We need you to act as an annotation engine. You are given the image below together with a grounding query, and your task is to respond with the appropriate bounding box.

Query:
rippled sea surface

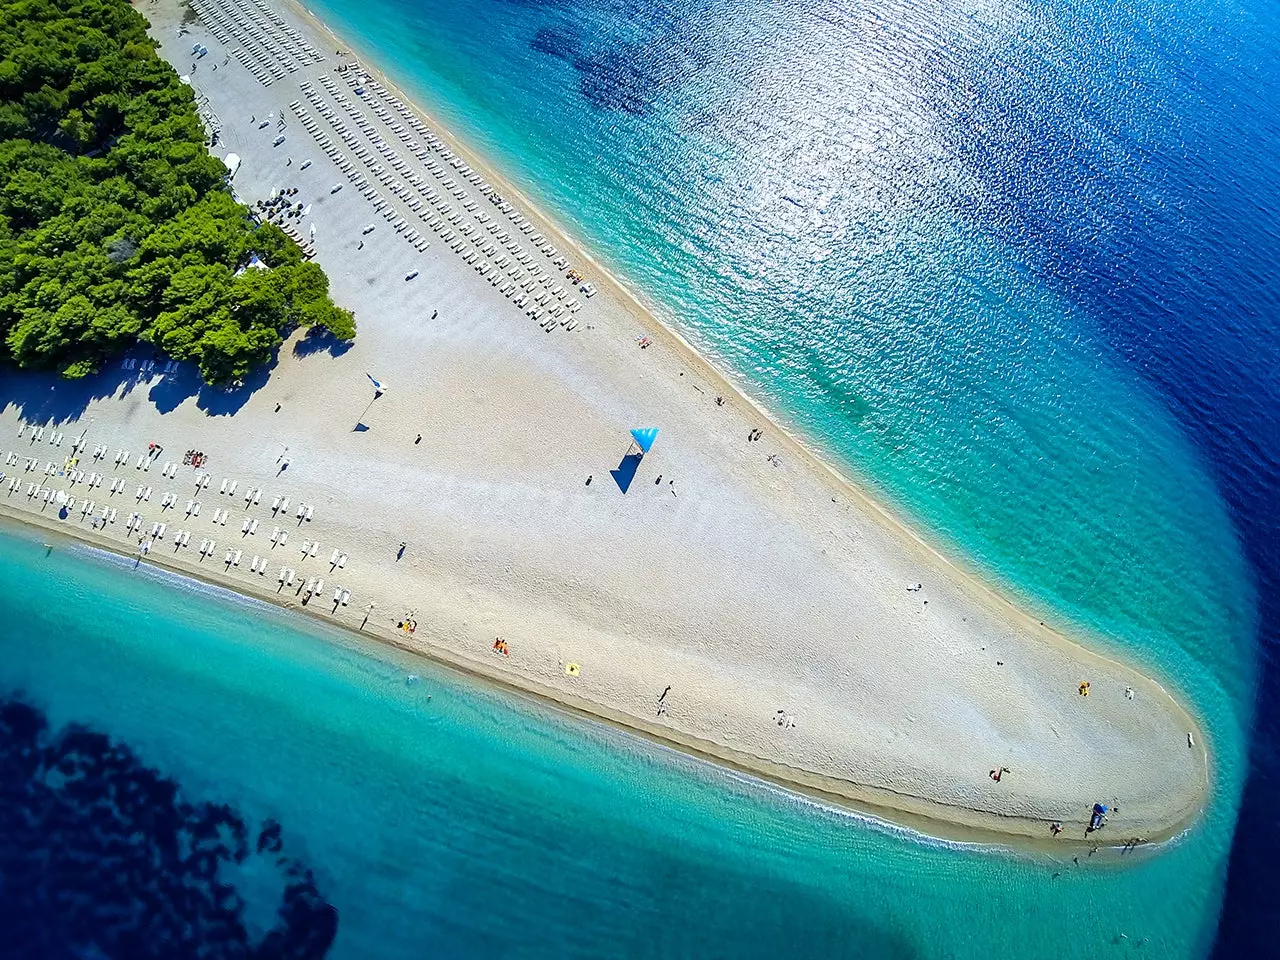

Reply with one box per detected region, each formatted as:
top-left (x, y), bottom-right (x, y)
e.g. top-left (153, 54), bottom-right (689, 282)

top-left (3, 0), bottom-right (1277, 954)
top-left (294, 0), bottom-right (1279, 947)
top-left (0, 528), bottom-right (1261, 958)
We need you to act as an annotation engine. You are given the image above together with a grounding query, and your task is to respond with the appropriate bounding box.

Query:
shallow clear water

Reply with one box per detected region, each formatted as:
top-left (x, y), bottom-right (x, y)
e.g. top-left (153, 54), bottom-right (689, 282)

top-left (279, 0), bottom-right (1278, 950)
top-left (4, 0), bottom-right (1277, 953)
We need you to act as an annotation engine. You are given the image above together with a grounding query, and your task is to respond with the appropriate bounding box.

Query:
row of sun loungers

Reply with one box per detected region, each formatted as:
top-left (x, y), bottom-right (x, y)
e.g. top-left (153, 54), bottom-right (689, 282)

top-left (187, 0), bottom-right (593, 326)
top-left (276, 218), bottom-right (316, 259)
top-left (332, 74), bottom-right (585, 330)
top-left (296, 78), bottom-right (576, 328)
top-left (2, 445), bottom-right (355, 607)
top-left (343, 74), bottom-right (592, 290)
top-left (118, 357), bottom-right (180, 373)
top-left (293, 87), bottom-right (431, 253)
top-left (189, 0), bottom-right (324, 87)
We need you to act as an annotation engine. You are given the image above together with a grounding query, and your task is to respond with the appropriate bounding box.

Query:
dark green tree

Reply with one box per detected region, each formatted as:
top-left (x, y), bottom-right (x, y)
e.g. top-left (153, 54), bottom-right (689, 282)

top-left (0, 0), bottom-right (355, 384)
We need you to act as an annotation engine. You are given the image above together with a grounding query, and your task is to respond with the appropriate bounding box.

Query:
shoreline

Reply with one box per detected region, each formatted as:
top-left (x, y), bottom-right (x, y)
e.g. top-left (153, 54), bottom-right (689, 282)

top-left (0, 499), bottom-right (1202, 854)
top-left (0, 0), bottom-right (1213, 852)
top-left (281, 0), bottom-right (1212, 772)
top-left (284, 0), bottom-right (1208, 713)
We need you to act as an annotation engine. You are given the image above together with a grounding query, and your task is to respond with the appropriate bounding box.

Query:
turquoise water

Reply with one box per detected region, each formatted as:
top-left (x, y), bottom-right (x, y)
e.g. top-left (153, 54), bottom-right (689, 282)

top-left (279, 0), bottom-right (1270, 949)
top-left (6, 0), bottom-right (1275, 952)
top-left (0, 527), bottom-right (1238, 956)
top-left (298, 0), bottom-right (1258, 687)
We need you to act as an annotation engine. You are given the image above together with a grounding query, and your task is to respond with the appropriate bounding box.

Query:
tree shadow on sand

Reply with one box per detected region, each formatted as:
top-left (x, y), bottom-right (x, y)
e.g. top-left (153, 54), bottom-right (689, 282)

top-left (292, 328), bottom-right (353, 360)
top-left (0, 351), bottom-right (277, 426)
top-left (0, 693), bottom-right (337, 958)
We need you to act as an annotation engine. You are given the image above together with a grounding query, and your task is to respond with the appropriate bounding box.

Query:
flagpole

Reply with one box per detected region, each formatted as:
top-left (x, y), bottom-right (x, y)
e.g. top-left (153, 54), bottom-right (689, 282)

top-left (356, 374), bottom-right (386, 429)
top-left (356, 394), bottom-right (379, 429)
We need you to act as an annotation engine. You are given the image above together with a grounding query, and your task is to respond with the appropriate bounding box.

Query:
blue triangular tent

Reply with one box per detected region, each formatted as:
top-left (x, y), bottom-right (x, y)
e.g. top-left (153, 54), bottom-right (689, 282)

top-left (630, 428), bottom-right (658, 453)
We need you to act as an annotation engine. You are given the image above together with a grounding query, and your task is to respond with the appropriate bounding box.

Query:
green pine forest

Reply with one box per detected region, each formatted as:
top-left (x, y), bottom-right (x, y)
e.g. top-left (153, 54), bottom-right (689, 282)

top-left (0, 0), bottom-right (355, 385)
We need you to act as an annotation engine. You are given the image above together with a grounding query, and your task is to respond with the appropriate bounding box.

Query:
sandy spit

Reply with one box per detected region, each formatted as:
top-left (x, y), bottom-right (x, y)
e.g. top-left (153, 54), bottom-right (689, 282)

top-left (0, 0), bottom-right (1209, 851)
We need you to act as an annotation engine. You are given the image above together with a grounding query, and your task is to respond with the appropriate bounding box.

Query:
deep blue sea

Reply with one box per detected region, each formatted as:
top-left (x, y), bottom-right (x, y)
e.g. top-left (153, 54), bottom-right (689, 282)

top-left (2, 0), bottom-right (1278, 955)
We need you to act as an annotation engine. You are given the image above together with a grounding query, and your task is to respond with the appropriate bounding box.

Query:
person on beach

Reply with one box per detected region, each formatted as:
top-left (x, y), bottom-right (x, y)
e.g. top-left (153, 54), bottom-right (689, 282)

top-left (415, 434), bottom-right (422, 445)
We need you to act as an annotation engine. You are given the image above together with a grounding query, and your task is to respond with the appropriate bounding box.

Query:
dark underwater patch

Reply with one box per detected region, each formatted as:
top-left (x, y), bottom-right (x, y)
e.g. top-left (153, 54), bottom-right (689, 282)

top-left (573, 48), bottom-right (653, 115)
top-left (526, 1), bottom-right (711, 116)
top-left (530, 26), bottom-right (581, 61)
top-left (0, 694), bottom-right (337, 958)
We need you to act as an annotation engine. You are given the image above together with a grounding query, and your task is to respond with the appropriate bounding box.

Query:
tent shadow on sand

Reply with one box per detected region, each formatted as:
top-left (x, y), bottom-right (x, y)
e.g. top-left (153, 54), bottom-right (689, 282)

top-left (610, 427), bottom-right (658, 494)
top-left (610, 452), bottom-right (644, 493)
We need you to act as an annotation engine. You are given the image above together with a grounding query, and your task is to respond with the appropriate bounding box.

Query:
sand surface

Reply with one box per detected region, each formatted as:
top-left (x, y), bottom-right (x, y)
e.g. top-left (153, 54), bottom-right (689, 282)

top-left (0, 0), bottom-right (1210, 846)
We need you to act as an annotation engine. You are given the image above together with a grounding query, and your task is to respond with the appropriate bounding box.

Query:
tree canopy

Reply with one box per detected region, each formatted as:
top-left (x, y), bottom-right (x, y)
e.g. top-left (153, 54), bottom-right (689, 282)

top-left (0, 0), bottom-right (355, 384)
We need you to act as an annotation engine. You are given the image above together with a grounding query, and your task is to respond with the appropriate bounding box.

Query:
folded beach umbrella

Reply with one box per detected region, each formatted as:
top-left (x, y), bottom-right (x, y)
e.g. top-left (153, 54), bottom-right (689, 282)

top-left (630, 428), bottom-right (658, 453)
top-left (366, 373), bottom-right (387, 394)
